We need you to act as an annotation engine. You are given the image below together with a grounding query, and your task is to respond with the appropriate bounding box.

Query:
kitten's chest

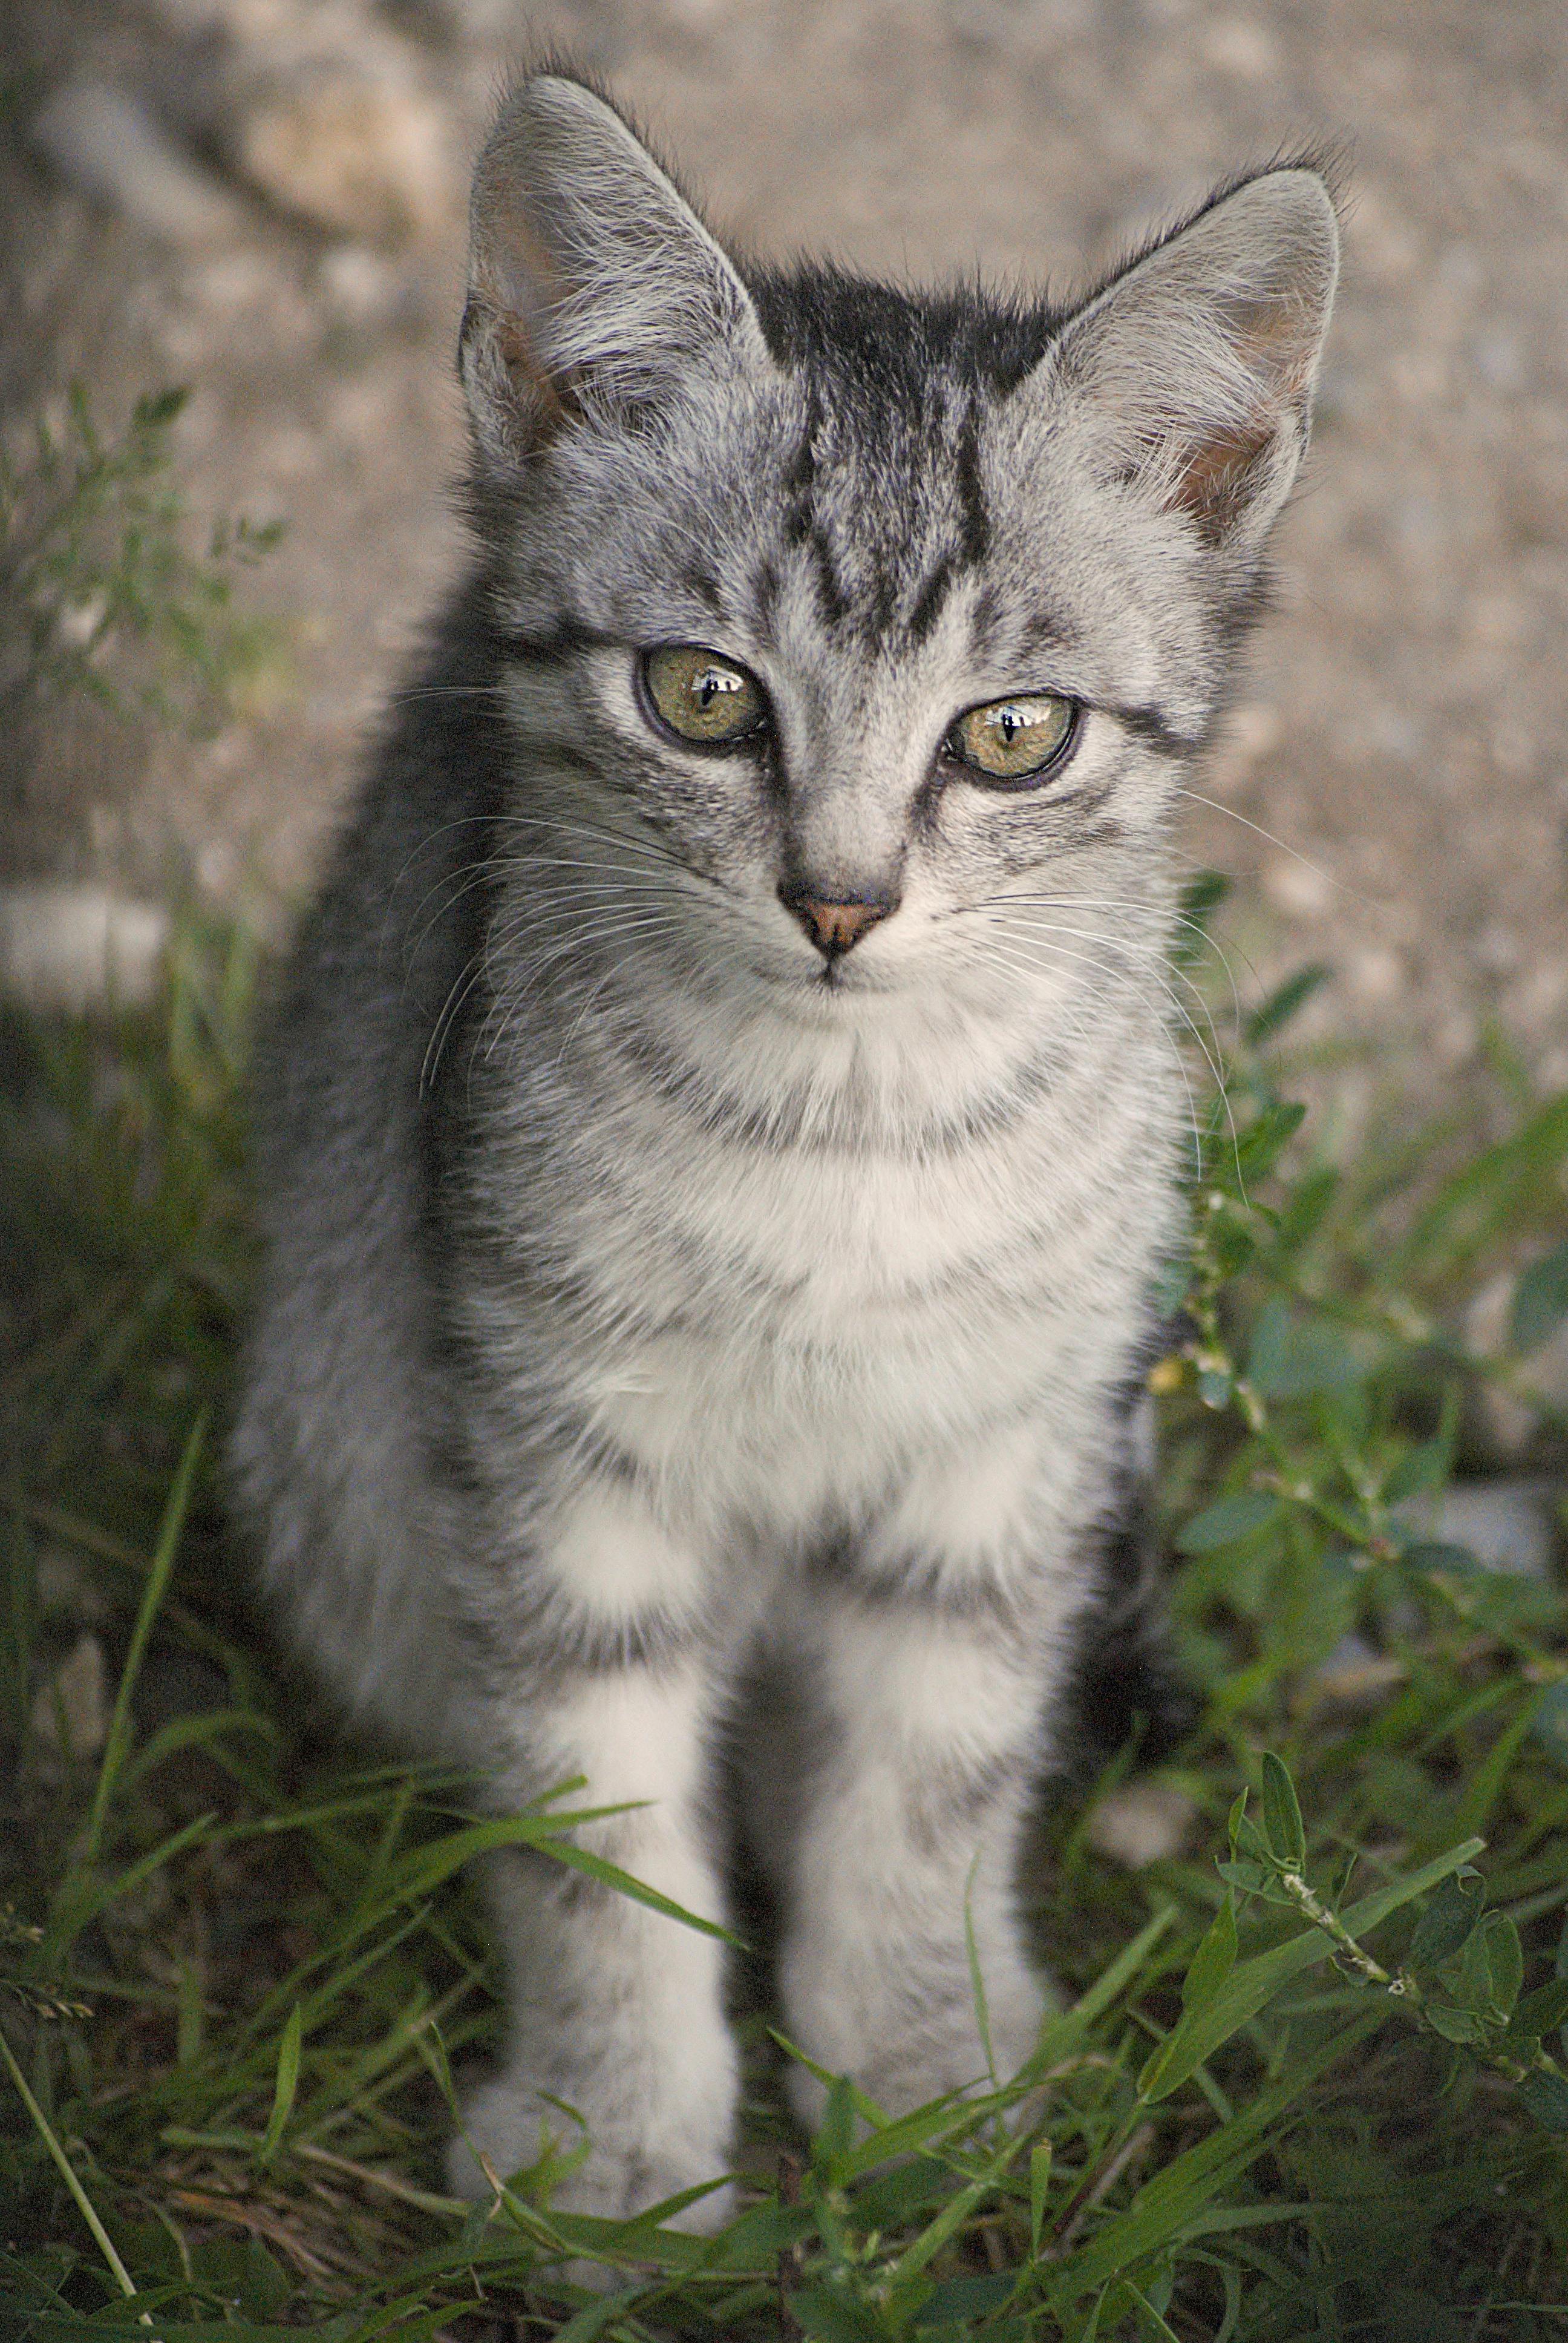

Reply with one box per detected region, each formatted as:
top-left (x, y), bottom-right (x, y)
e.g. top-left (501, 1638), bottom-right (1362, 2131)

top-left (539, 1100), bottom-right (1152, 1515)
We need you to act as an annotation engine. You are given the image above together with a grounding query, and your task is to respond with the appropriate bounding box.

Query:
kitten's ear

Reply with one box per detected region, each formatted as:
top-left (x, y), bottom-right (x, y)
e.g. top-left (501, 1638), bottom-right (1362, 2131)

top-left (460, 74), bottom-right (768, 470)
top-left (1040, 168), bottom-right (1339, 551)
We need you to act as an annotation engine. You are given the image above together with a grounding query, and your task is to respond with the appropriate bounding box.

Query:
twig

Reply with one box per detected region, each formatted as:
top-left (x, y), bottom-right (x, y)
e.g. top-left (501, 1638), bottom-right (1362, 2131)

top-left (777, 2150), bottom-right (804, 2338)
top-left (1045, 2122), bottom-right (1155, 2259)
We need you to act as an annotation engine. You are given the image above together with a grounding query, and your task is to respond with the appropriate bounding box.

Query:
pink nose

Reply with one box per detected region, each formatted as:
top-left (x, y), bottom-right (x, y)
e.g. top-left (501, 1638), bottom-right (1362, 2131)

top-left (782, 893), bottom-right (896, 959)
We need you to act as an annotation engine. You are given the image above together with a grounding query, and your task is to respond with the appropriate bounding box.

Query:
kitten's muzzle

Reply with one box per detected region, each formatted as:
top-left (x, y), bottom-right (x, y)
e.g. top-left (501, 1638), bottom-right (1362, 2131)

top-left (778, 884), bottom-right (899, 961)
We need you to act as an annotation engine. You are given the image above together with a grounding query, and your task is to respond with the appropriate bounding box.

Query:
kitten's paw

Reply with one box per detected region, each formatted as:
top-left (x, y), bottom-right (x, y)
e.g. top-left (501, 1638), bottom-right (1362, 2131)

top-left (446, 2070), bottom-right (736, 2232)
top-left (785, 1968), bottom-right (1056, 2134)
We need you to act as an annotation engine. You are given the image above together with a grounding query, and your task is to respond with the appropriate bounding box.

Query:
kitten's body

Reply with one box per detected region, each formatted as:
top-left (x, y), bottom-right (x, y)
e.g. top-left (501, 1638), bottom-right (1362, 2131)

top-left (235, 75), bottom-right (1335, 2220)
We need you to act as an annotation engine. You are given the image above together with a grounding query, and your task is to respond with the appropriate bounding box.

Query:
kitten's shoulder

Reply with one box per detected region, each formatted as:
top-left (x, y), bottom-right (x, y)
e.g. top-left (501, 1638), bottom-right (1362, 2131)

top-left (252, 572), bottom-right (509, 1170)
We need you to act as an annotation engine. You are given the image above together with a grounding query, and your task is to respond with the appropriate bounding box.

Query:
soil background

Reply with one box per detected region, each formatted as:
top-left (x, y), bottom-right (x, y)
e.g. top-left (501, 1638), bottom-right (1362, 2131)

top-left (2, 0), bottom-right (1566, 1126)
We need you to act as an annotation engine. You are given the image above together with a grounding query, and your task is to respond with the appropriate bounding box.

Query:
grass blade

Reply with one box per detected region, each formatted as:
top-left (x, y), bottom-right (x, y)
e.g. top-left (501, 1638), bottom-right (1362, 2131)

top-left (258, 1999), bottom-right (303, 2167)
top-left (0, 2016), bottom-right (139, 2302)
top-left (79, 1412), bottom-right (206, 1874)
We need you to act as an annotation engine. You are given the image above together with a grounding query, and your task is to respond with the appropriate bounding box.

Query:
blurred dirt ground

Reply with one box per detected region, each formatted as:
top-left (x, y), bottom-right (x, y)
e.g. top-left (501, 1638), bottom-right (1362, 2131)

top-left (2, 0), bottom-right (1565, 1118)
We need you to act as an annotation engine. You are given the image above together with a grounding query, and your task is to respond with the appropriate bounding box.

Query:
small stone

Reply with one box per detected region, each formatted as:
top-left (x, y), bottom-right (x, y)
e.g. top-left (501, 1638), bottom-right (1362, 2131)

top-left (1203, 18), bottom-right (1277, 79)
top-left (317, 243), bottom-right (405, 327)
top-left (31, 80), bottom-right (249, 248)
top-left (31, 1634), bottom-right (109, 1758)
top-left (1419, 1480), bottom-right (1560, 1582)
top-left (34, 1548), bottom-right (111, 1625)
top-left (0, 886), bottom-right (169, 1012)
top-left (1308, 1633), bottom-right (1405, 1708)
top-left (1086, 1779), bottom-right (1195, 1869)
top-left (1348, 946), bottom-right (1403, 1004)
top-left (221, 48), bottom-right (453, 246)
top-left (1261, 854), bottom-right (1333, 921)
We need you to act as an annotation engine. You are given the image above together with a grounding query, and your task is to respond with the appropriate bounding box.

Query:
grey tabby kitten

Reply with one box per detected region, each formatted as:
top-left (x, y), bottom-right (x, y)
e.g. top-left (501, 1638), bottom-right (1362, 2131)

top-left (234, 71), bottom-right (1337, 2224)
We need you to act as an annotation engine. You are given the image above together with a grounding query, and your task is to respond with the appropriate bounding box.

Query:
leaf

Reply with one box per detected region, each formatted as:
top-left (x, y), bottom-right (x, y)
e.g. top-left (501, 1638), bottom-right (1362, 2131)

top-left (1529, 1681), bottom-right (1568, 1772)
top-left (915, 2272), bottom-right (1019, 2327)
top-left (258, 2001), bottom-right (302, 2167)
top-left (1402, 1542), bottom-right (1483, 1576)
top-left (1175, 1491), bottom-right (1283, 1555)
top-left (1423, 1999), bottom-right (1487, 2045)
top-left (1406, 1874), bottom-right (1485, 1971)
top-left (1383, 1438), bottom-right (1451, 1505)
top-left (1062, 2017), bottom-right (1378, 2302)
top-left (1214, 1860), bottom-right (1276, 1897)
top-left (1138, 1838), bottom-right (1485, 2104)
top-left (554, 2284), bottom-right (647, 2342)
top-left (1481, 1913), bottom-right (1523, 2018)
top-left (1171, 870), bottom-right (1230, 966)
top-left (134, 386), bottom-right (189, 431)
top-left (1021, 1906), bottom-right (1178, 2086)
top-left (376, 1813), bottom-right (741, 1947)
top-left (1458, 1921), bottom-right (1499, 2017)
top-left (1518, 2068), bottom-right (1568, 2131)
top-left (1405, 1093), bottom-right (1568, 1271)
top-left (882, 2133), bottom-right (1013, 2311)
top-left (792, 2282), bottom-right (889, 2342)
top-left (1273, 1164), bottom-right (1339, 1256)
top-left (1260, 1754), bottom-right (1307, 1871)
top-left (1180, 1897), bottom-right (1237, 2016)
top-left (1233, 1100), bottom-right (1308, 1184)
top-left (1245, 963), bottom-right (1330, 1047)
top-left (1511, 1240), bottom-right (1568, 1354)
top-left (813, 2075), bottom-right (858, 2178)
top-left (1506, 1976), bottom-right (1568, 2041)
top-left (1030, 2141), bottom-right (1051, 2255)
top-left (1247, 1302), bottom-right (1361, 1400)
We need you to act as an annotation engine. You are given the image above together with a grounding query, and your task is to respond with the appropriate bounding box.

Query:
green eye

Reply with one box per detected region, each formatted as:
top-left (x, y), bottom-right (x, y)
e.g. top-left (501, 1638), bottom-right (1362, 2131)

top-left (948, 693), bottom-right (1078, 784)
top-left (642, 646), bottom-right (766, 747)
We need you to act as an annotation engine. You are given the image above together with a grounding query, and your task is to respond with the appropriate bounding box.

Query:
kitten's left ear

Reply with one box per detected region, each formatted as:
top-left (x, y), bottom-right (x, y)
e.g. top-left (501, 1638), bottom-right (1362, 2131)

top-left (1038, 168), bottom-right (1339, 552)
top-left (460, 73), bottom-right (771, 473)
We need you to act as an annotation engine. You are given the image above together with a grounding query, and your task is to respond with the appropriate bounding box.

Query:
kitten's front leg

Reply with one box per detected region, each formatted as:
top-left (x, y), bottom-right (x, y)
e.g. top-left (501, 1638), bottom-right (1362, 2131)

top-left (446, 1489), bottom-right (740, 2227)
top-left (764, 1453), bottom-right (1091, 2122)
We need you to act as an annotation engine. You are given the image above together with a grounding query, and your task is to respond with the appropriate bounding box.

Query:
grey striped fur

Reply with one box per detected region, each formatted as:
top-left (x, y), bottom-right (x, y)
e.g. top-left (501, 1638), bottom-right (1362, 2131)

top-left (233, 72), bottom-right (1336, 2221)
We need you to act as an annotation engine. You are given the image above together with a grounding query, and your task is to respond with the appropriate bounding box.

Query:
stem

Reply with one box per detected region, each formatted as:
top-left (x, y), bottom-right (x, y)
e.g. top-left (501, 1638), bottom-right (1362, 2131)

top-left (1275, 1871), bottom-right (1568, 2091)
top-left (1276, 1870), bottom-right (1396, 1990)
top-left (0, 2017), bottom-right (138, 2301)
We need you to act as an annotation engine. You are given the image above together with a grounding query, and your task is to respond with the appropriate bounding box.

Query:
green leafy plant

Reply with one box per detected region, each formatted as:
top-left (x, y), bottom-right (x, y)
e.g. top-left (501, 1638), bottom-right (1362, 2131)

top-left (0, 382), bottom-right (281, 731)
top-left (2, 877), bottom-right (1566, 2335)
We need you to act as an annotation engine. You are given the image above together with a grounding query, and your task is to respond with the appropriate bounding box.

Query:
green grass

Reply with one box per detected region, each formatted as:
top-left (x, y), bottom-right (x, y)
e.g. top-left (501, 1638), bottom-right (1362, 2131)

top-left (2, 890), bottom-right (1568, 2341)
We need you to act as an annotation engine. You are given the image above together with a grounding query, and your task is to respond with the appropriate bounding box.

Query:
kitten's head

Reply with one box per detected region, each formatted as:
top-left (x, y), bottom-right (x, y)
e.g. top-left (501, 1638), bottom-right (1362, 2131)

top-left (456, 72), bottom-right (1336, 1035)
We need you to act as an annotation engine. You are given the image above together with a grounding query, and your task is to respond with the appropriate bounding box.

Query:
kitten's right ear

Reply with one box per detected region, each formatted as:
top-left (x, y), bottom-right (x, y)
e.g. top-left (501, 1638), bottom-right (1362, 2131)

top-left (1036, 167), bottom-right (1339, 555)
top-left (460, 74), bottom-right (769, 472)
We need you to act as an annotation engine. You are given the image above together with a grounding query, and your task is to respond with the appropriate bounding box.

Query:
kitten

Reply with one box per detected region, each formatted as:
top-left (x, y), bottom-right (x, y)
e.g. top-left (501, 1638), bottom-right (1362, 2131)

top-left (233, 71), bottom-right (1336, 2224)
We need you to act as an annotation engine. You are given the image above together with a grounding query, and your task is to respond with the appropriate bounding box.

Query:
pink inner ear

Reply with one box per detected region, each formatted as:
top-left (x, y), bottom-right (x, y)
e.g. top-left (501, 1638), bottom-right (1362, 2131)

top-left (1162, 291), bottom-right (1316, 542)
top-left (1166, 410), bottom-right (1280, 543)
top-left (494, 309), bottom-right (572, 428)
